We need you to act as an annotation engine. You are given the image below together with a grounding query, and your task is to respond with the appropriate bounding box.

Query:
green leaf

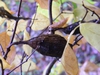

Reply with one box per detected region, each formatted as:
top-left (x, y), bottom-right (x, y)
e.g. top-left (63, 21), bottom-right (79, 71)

top-left (73, 5), bottom-right (98, 21)
top-left (68, 0), bottom-right (94, 6)
top-left (80, 23), bottom-right (100, 52)
top-left (86, 0), bottom-right (96, 5)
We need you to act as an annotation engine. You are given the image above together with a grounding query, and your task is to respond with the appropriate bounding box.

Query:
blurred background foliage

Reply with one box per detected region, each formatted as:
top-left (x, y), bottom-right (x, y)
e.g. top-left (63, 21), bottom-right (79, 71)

top-left (0, 0), bottom-right (100, 75)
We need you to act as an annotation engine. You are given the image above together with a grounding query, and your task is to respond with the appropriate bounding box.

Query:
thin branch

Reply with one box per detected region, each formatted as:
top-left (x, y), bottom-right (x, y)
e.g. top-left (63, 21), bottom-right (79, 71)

top-left (0, 44), bottom-right (5, 55)
top-left (0, 59), bottom-right (4, 75)
top-left (7, 50), bottom-right (35, 75)
top-left (48, 0), bottom-right (54, 34)
top-left (29, 5), bottom-right (38, 28)
top-left (27, 63), bottom-right (31, 72)
top-left (43, 57), bottom-right (59, 75)
top-left (82, 2), bottom-right (100, 21)
top-left (72, 35), bottom-right (83, 48)
top-left (81, 8), bottom-right (88, 22)
top-left (49, 0), bottom-right (53, 25)
top-left (4, 0), bottom-right (23, 59)
top-left (20, 52), bottom-right (27, 75)
top-left (0, 7), bottom-right (31, 20)
top-left (53, 12), bottom-right (63, 21)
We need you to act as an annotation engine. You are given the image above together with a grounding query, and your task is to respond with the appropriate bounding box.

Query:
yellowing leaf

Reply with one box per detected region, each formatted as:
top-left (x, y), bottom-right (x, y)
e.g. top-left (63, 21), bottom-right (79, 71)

top-left (73, 5), bottom-right (98, 21)
top-left (0, 56), bottom-right (11, 69)
top-left (37, 1), bottom-right (66, 22)
top-left (23, 29), bottom-right (30, 40)
top-left (0, 32), bottom-right (16, 64)
top-left (80, 23), bottom-right (100, 52)
top-left (61, 44), bottom-right (79, 75)
top-left (6, 19), bottom-right (28, 36)
top-left (22, 29), bottom-right (32, 55)
top-left (10, 55), bottom-right (38, 72)
top-left (61, 26), bottom-right (79, 75)
top-left (0, 18), bottom-right (6, 25)
top-left (31, 13), bottom-right (50, 31)
top-left (22, 45), bottom-right (33, 56)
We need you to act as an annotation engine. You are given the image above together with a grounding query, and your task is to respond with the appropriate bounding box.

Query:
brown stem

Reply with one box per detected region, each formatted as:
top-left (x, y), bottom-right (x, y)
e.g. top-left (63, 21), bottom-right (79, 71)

top-left (0, 59), bottom-right (4, 75)
top-left (81, 8), bottom-right (88, 22)
top-left (43, 57), bottom-right (59, 75)
top-left (49, 0), bottom-right (54, 34)
top-left (4, 0), bottom-right (23, 59)
top-left (82, 2), bottom-right (100, 20)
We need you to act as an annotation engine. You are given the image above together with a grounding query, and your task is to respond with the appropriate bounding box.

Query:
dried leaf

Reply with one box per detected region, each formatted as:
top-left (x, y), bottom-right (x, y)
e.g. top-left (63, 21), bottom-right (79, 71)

top-left (80, 23), bottom-right (100, 52)
top-left (80, 61), bottom-right (98, 73)
top-left (87, 6), bottom-right (100, 15)
top-left (0, 56), bottom-right (11, 69)
top-left (61, 44), bottom-right (79, 75)
top-left (36, 0), bottom-right (48, 9)
top-left (49, 18), bottom-right (68, 28)
top-left (61, 26), bottom-right (79, 75)
top-left (31, 13), bottom-right (50, 31)
top-left (10, 55), bottom-right (38, 72)
top-left (0, 32), bottom-right (15, 64)
top-left (79, 70), bottom-right (88, 75)
top-left (64, 35), bottom-right (86, 49)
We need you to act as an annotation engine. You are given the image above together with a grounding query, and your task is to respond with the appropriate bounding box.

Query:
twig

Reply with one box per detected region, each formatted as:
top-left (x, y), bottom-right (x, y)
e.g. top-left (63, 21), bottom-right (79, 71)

top-left (81, 7), bottom-right (88, 22)
top-left (27, 63), bottom-right (31, 72)
top-left (7, 50), bottom-right (35, 75)
top-left (4, 0), bottom-right (23, 59)
top-left (0, 44), bottom-right (5, 55)
top-left (29, 5), bottom-right (38, 28)
top-left (53, 12), bottom-right (63, 21)
top-left (43, 57), bottom-right (59, 75)
top-left (49, 0), bottom-right (53, 25)
top-left (20, 52), bottom-right (27, 75)
top-left (72, 35), bottom-right (83, 48)
top-left (82, 2), bottom-right (100, 21)
top-left (0, 7), bottom-right (31, 20)
top-left (48, 0), bottom-right (54, 34)
top-left (0, 59), bottom-right (4, 75)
